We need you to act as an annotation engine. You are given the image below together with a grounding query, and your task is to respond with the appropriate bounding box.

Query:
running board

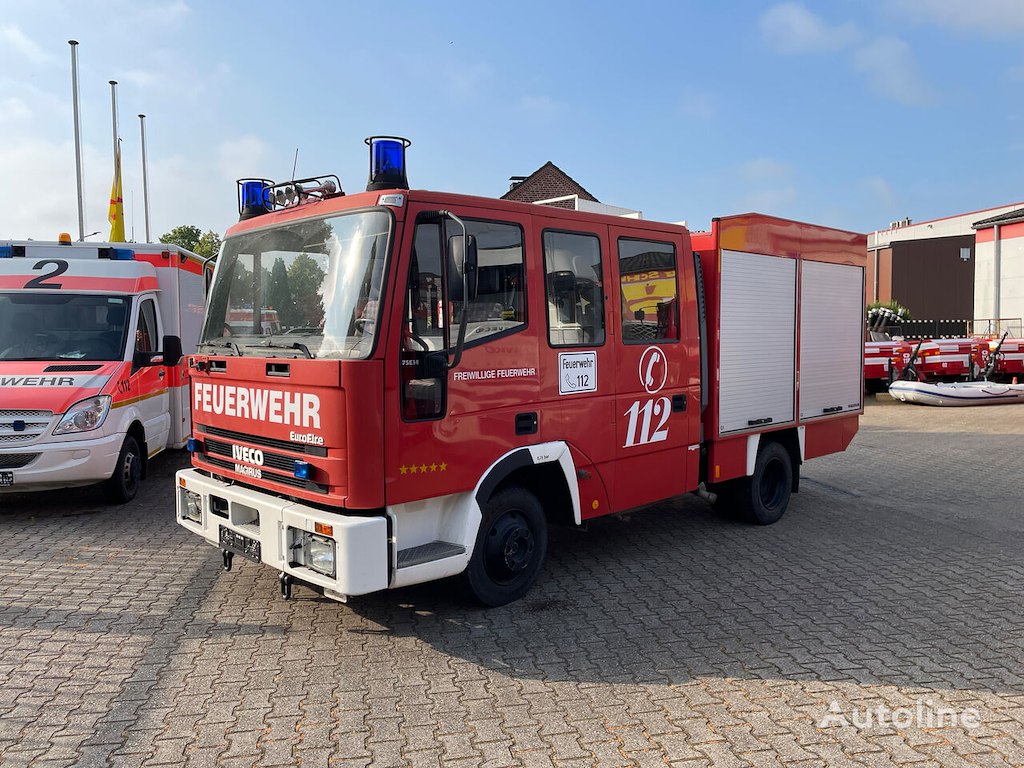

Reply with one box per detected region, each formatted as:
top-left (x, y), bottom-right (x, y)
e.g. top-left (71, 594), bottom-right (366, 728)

top-left (397, 541), bottom-right (466, 569)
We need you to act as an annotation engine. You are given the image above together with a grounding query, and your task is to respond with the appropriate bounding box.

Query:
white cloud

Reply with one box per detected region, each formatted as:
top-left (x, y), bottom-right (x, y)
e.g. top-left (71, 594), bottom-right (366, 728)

top-left (739, 186), bottom-right (799, 214)
top-left (678, 89), bottom-right (716, 121)
top-left (517, 94), bottom-right (567, 116)
top-left (0, 24), bottom-right (54, 66)
top-left (0, 97), bottom-right (32, 125)
top-left (888, 0), bottom-right (1024, 36)
top-left (853, 37), bottom-right (936, 107)
top-left (0, 139), bottom-right (110, 240)
top-left (864, 176), bottom-right (899, 210)
top-left (760, 2), bottom-right (860, 54)
top-left (741, 157), bottom-right (792, 182)
top-left (217, 135), bottom-right (270, 182)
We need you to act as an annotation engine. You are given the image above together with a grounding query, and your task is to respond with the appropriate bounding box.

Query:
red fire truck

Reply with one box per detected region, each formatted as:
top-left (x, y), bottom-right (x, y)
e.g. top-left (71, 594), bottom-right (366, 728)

top-left (176, 138), bottom-right (866, 606)
top-left (0, 238), bottom-right (210, 501)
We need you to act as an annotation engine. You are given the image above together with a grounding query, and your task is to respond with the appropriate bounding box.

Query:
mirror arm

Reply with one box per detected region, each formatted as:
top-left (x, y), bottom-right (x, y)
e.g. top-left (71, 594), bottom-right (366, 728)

top-left (441, 211), bottom-right (471, 370)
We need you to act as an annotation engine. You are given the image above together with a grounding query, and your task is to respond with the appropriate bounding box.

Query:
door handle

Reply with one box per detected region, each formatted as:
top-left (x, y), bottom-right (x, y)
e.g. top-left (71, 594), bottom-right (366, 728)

top-left (515, 412), bottom-right (538, 436)
top-left (158, 370), bottom-right (165, 379)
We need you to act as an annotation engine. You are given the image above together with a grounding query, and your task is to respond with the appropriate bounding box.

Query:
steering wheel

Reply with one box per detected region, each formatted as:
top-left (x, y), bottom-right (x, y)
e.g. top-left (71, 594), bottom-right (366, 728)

top-left (405, 331), bottom-right (430, 352)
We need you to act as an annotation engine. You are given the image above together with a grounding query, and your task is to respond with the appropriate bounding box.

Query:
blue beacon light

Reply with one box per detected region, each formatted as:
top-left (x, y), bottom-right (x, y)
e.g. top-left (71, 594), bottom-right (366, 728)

top-left (365, 136), bottom-right (411, 192)
top-left (293, 460), bottom-right (312, 480)
top-left (238, 179), bottom-right (272, 220)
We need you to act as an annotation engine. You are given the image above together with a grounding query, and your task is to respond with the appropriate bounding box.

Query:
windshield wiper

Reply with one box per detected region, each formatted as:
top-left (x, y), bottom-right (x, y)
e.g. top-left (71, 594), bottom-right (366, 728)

top-left (198, 340), bottom-right (242, 356)
top-left (250, 342), bottom-right (313, 359)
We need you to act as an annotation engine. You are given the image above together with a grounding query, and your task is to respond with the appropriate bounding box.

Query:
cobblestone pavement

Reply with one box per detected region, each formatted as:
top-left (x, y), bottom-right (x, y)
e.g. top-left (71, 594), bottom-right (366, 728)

top-left (2, 402), bottom-right (1024, 767)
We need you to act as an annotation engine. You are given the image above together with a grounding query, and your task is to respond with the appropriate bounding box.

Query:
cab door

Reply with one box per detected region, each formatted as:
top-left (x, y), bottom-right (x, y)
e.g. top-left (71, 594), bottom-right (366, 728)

top-left (608, 226), bottom-right (699, 511)
top-left (383, 205), bottom-right (537, 507)
top-left (131, 295), bottom-right (171, 452)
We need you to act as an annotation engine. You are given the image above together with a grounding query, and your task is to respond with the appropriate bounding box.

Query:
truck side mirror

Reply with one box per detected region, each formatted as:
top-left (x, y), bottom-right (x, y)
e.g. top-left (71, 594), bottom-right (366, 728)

top-left (446, 234), bottom-right (477, 302)
top-left (162, 335), bottom-right (183, 366)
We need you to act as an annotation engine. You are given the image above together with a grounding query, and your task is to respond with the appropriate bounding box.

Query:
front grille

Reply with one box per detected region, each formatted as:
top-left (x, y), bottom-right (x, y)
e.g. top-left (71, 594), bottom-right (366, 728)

top-left (204, 437), bottom-right (300, 473)
top-left (0, 453), bottom-right (39, 469)
top-left (197, 424), bottom-right (326, 456)
top-left (0, 411), bottom-right (53, 444)
top-left (202, 454), bottom-right (327, 493)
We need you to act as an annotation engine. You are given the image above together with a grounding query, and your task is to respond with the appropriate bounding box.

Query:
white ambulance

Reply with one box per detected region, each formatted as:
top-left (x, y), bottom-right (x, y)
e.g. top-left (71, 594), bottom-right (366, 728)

top-left (0, 238), bottom-right (210, 501)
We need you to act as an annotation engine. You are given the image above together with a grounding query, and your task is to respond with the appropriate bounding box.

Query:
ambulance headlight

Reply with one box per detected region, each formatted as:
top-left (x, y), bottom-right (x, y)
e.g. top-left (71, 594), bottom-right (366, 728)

top-left (53, 395), bottom-right (111, 435)
top-left (182, 490), bottom-right (203, 523)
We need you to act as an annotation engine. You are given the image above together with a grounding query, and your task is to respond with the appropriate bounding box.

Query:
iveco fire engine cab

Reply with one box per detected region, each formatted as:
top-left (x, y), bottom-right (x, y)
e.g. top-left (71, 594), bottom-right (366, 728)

top-left (176, 137), bottom-right (866, 606)
top-left (0, 238), bottom-right (209, 501)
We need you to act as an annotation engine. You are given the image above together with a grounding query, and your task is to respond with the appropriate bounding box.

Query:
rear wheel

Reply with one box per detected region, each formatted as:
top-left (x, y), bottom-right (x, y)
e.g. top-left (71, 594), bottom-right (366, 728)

top-left (721, 441), bottom-right (793, 525)
top-left (103, 435), bottom-right (142, 504)
top-left (464, 487), bottom-right (548, 607)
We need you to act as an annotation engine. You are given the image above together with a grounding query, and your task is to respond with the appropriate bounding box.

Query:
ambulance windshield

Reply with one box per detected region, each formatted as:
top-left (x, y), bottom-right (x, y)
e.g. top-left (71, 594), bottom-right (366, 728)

top-left (0, 294), bottom-right (130, 362)
top-left (200, 210), bottom-right (392, 359)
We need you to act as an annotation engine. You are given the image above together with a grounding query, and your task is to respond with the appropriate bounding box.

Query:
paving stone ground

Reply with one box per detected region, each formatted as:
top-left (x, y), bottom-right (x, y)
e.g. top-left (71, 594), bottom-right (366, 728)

top-left (2, 401), bottom-right (1024, 767)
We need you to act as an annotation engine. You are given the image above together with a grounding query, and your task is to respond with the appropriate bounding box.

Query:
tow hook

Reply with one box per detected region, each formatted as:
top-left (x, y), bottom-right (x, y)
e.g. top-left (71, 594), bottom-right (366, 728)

top-left (695, 482), bottom-right (718, 505)
top-left (279, 572), bottom-right (293, 600)
top-left (221, 549), bottom-right (234, 572)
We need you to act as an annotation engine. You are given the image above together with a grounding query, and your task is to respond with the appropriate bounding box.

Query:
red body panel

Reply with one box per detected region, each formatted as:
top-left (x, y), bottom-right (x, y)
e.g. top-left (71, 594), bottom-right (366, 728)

top-left (188, 195), bottom-right (864, 520)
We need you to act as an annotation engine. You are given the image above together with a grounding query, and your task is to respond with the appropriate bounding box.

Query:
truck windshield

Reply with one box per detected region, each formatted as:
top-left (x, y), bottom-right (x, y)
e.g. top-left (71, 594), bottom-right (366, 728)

top-left (0, 294), bottom-right (130, 362)
top-left (201, 210), bottom-right (392, 359)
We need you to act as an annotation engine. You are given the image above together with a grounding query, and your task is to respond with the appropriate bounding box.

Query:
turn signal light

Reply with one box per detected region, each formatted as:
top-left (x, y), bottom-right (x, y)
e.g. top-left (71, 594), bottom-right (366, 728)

top-left (315, 522), bottom-right (333, 537)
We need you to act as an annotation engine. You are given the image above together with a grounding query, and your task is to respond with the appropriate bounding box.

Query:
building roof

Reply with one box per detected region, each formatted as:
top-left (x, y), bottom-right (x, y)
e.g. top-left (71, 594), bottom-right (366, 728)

top-left (500, 161), bottom-right (599, 204)
top-left (972, 207), bottom-right (1024, 229)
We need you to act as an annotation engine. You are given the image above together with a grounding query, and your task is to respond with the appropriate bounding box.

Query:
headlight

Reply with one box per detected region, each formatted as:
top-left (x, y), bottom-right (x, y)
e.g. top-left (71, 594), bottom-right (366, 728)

top-left (308, 534), bottom-right (336, 577)
top-left (290, 528), bottom-right (337, 578)
top-left (182, 489), bottom-right (203, 523)
top-left (53, 395), bottom-right (112, 435)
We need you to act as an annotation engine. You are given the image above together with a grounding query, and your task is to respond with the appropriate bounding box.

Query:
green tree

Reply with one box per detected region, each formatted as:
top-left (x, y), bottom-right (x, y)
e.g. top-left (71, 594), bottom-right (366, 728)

top-left (159, 225), bottom-right (221, 259)
top-left (287, 253), bottom-right (326, 326)
top-left (195, 230), bottom-right (222, 260)
top-left (159, 224), bottom-right (202, 252)
top-left (266, 258), bottom-right (297, 328)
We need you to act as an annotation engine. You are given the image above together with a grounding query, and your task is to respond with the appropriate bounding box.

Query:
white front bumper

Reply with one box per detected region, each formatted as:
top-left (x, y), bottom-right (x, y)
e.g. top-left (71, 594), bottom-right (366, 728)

top-left (175, 468), bottom-right (389, 598)
top-left (0, 432), bottom-right (123, 492)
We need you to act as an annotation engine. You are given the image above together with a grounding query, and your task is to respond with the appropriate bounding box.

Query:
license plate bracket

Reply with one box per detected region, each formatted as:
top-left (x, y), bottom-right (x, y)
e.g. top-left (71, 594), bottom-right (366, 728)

top-left (0, 471), bottom-right (13, 487)
top-left (219, 525), bottom-right (261, 563)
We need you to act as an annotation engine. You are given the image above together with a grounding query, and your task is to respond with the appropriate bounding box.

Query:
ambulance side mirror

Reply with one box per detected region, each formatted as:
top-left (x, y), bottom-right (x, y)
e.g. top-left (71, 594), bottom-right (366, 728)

top-left (162, 335), bottom-right (183, 366)
top-left (446, 234), bottom-right (477, 302)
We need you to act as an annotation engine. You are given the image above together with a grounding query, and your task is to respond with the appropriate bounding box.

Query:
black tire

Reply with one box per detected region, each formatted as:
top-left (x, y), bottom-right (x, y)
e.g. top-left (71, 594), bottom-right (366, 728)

top-left (735, 441), bottom-right (793, 525)
top-left (464, 487), bottom-right (548, 607)
top-left (104, 435), bottom-right (142, 504)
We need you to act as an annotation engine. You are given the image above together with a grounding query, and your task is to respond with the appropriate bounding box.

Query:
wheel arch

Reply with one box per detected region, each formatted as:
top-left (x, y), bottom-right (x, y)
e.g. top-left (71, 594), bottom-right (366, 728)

top-left (748, 427), bottom-right (802, 493)
top-left (125, 419), bottom-right (148, 478)
top-left (474, 442), bottom-right (580, 527)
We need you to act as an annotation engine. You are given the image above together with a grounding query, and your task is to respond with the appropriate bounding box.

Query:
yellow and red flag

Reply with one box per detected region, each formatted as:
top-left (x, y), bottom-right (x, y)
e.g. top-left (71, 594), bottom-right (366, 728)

top-left (108, 143), bottom-right (125, 242)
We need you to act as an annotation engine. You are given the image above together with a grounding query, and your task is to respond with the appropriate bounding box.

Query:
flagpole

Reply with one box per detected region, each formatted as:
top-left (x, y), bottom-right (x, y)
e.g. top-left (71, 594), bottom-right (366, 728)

top-left (139, 114), bottom-right (151, 243)
top-left (109, 80), bottom-right (119, 167)
top-left (69, 41), bottom-right (86, 241)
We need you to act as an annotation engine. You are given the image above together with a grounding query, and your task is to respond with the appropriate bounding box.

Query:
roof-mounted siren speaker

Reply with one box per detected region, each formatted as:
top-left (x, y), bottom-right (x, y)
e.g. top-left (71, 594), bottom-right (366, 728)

top-left (238, 178), bottom-right (273, 221)
top-left (365, 136), bottom-right (411, 192)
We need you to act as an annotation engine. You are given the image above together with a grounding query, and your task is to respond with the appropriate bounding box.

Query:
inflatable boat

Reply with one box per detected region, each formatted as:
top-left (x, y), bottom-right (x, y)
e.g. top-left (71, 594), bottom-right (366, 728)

top-left (889, 379), bottom-right (1024, 406)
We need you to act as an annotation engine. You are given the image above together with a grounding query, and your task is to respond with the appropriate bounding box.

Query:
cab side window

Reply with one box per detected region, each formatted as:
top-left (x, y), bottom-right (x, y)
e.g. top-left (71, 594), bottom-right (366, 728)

top-left (618, 238), bottom-right (679, 343)
top-left (136, 299), bottom-right (159, 353)
top-left (543, 230), bottom-right (604, 347)
top-left (448, 219), bottom-right (526, 345)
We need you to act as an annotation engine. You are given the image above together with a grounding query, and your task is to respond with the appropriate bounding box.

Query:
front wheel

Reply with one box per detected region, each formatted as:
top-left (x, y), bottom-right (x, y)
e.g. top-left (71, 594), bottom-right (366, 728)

top-left (103, 435), bottom-right (142, 504)
top-left (724, 441), bottom-right (793, 525)
top-left (464, 487), bottom-right (548, 607)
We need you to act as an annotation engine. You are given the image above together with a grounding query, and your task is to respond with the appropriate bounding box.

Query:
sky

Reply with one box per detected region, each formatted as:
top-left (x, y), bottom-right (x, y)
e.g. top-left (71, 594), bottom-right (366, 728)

top-left (1, 0), bottom-right (1022, 243)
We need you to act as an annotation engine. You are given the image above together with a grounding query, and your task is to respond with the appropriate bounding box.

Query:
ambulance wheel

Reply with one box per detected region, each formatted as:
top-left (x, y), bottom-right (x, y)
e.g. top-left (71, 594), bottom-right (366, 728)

top-left (104, 435), bottom-right (142, 504)
top-left (464, 487), bottom-right (548, 607)
top-left (738, 441), bottom-right (792, 526)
